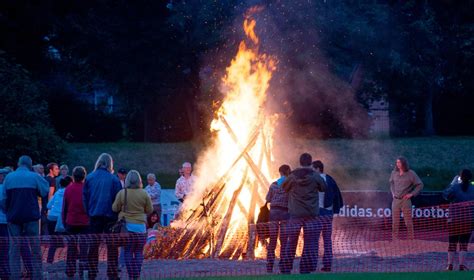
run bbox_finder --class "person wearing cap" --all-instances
[4,156,49,279]
[175,162,196,203]
[0,168,11,279]
[117,168,127,188]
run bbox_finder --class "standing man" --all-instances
[4,156,49,279]
[312,160,343,272]
[175,162,196,203]
[390,156,423,240]
[44,163,59,235]
[33,164,45,177]
[265,164,291,273]
[280,153,326,274]
[83,153,122,280]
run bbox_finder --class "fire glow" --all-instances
[170,8,278,259]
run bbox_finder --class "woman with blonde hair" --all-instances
[113,170,153,279]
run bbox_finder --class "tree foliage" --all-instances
[0,51,65,165]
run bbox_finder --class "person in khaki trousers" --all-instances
[389,157,423,240]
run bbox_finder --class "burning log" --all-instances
[213,169,249,258]
[220,116,270,188]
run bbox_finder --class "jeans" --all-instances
[266,207,289,271]
[8,221,42,280]
[279,216,321,274]
[65,226,89,278]
[124,232,146,279]
[0,224,10,280]
[319,209,334,269]
[88,216,119,279]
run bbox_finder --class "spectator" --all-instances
[265,164,291,273]
[55,164,69,189]
[46,176,71,263]
[4,156,49,279]
[83,153,122,280]
[389,156,423,240]
[145,173,162,224]
[44,162,59,235]
[147,211,160,230]
[63,166,90,278]
[279,153,326,274]
[443,169,474,271]
[112,170,153,280]
[175,162,196,203]
[117,168,127,188]
[312,160,343,272]
[46,162,60,199]
[0,168,10,279]
[33,164,45,177]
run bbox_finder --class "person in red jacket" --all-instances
[62,166,90,278]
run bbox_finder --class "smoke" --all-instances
[195,1,395,190]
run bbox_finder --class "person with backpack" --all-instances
[265,164,291,273]
[312,160,343,272]
[443,169,474,271]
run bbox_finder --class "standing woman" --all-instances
[389,156,423,240]
[112,170,153,280]
[443,169,474,271]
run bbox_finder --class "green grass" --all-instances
[168,271,474,280]
[65,137,474,190]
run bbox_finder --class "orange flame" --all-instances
[176,8,277,259]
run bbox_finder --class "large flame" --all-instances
[174,9,277,259]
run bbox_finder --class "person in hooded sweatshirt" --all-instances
[279,153,326,274]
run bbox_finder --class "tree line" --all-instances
[0,0,473,163]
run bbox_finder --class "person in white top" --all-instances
[175,162,196,203]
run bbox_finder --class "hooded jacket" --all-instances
[282,167,326,218]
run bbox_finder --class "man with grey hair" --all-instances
[83,153,122,280]
[145,173,162,223]
[175,162,196,203]
[3,156,49,279]
[33,164,45,177]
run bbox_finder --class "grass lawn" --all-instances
[65,137,474,190]
[169,271,473,280]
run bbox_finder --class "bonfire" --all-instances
[150,7,278,260]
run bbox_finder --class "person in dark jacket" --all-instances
[265,164,291,273]
[83,153,122,280]
[312,160,343,272]
[3,156,49,279]
[63,166,90,278]
[279,153,326,274]
[443,169,474,271]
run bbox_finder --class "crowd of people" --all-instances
[0,154,194,280]
[263,154,474,274]
[0,152,473,279]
